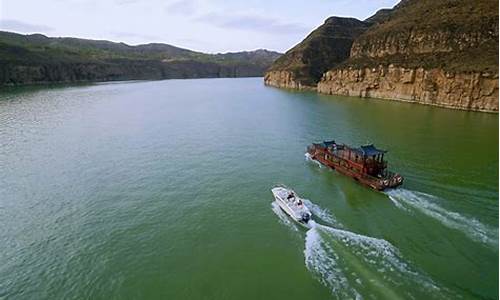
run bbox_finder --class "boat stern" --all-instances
[382,173,404,190]
[300,211,312,223]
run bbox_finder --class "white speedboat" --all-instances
[271,186,312,225]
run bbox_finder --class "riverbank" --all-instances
[0,31,281,86]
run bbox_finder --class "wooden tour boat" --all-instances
[306,140,403,191]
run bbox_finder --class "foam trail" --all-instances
[388,195,409,212]
[305,221,448,299]
[272,198,452,299]
[305,153,323,168]
[386,189,498,247]
[302,199,342,228]
[304,223,360,299]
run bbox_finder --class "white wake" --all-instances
[304,223,361,299]
[386,189,498,247]
[305,153,323,168]
[305,221,446,299]
[271,199,452,299]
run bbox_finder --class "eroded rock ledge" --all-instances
[264,71,315,90]
[317,65,499,112]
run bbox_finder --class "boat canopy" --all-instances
[357,144,387,156]
[322,140,336,147]
[311,140,385,156]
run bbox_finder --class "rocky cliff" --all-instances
[264,17,370,89]
[0,31,282,85]
[264,70,314,90]
[266,0,499,112]
[318,66,498,112]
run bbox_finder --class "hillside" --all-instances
[0,31,282,85]
[264,17,370,89]
[265,0,499,112]
[344,0,498,73]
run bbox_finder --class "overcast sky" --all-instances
[0,0,399,53]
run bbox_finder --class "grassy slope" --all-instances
[341,0,499,73]
[267,0,498,85]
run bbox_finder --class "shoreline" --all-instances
[264,81,499,114]
[0,75,265,90]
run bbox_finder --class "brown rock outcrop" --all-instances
[264,17,370,89]
[264,71,314,90]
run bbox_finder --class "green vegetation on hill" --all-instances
[266,0,498,87]
[344,0,499,73]
[0,31,282,85]
[361,0,497,38]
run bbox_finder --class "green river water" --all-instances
[0,78,498,299]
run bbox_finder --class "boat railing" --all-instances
[382,170,399,179]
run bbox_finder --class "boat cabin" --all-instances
[314,140,388,178]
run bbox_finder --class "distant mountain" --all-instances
[265,0,498,112]
[0,31,282,85]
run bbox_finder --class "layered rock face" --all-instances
[264,17,370,89]
[264,71,315,90]
[350,30,495,60]
[318,66,498,112]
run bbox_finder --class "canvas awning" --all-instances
[357,144,387,156]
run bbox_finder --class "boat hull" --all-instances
[274,196,301,222]
[272,187,311,226]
